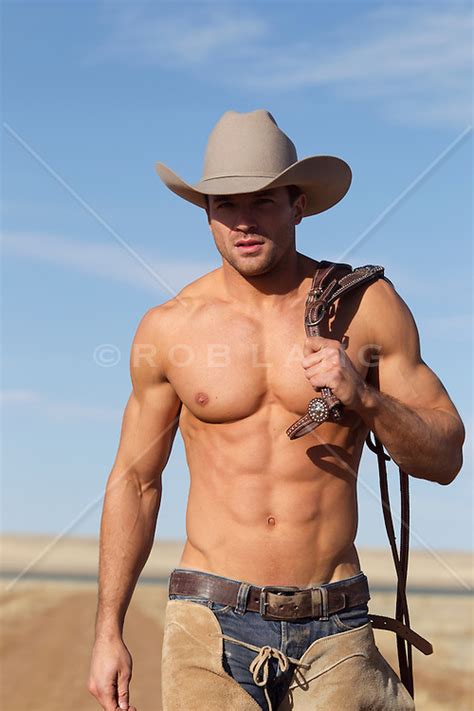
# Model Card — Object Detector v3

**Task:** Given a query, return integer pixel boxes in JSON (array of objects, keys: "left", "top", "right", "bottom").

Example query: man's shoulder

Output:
[
  {"left": 137, "top": 268, "right": 223, "bottom": 332},
  {"left": 357, "top": 273, "right": 404, "bottom": 317},
  {"left": 174, "top": 267, "right": 222, "bottom": 303},
  {"left": 355, "top": 272, "right": 420, "bottom": 353}
]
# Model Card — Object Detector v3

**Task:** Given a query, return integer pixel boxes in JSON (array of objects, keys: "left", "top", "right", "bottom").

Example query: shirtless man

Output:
[{"left": 88, "top": 110, "right": 465, "bottom": 711}]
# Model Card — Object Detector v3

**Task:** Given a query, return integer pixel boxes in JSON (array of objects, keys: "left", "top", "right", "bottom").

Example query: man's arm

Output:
[
  {"left": 302, "top": 278, "right": 465, "bottom": 486},
  {"left": 354, "top": 277, "right": 465, "bottom": 484},
  {"left": 88, "top": 304, "right": 181, "bottom": 711}
]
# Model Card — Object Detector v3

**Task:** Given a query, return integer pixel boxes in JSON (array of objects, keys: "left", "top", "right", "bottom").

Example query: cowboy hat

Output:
[{"left": 155, "top": 109, "right": 352, "bottom": 217}]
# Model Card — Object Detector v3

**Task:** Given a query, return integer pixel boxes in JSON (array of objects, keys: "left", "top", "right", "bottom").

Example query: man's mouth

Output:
[
  {"left": 235, "top": 239, "right": 264, "bottom": 253},
  {"left": 235, "top": 238, "right": 264, "bottom": 246}
]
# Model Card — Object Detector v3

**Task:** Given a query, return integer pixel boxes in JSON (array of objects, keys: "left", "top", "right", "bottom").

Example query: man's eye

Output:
[
  {"left": 216, "top": 202, "right": 232, "bottom": 209},
  {"left": 256, "top": 198, "right": 273, "bottom": 205}
]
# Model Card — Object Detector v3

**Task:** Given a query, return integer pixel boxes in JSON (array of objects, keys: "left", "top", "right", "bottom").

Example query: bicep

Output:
[
  {"left": 111, "top": 307, "right": 182, "bottom": 489},
  {"left": 375, "top": 353, "right": 457, "bottom": 415},
  {"left": 366, "top": 278, "right": 461, "bottom": 417}
]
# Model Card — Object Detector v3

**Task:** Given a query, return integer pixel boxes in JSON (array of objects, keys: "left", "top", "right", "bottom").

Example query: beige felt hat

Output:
[{"left": 155, "top": 109, "right": 352, "bottom": 217}]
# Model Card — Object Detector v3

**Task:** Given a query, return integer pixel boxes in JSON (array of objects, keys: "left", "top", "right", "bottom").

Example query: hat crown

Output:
[{"left": 202, "top": 109, "right": 298, "bottom": 182}]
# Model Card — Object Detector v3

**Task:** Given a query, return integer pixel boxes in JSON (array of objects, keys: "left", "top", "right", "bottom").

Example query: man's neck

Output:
[{"left": 219, "top": 251, "right": 318, "bottom": 310}]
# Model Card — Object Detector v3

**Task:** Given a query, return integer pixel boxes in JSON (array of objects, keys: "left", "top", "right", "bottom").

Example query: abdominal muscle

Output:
[{"left": 177, "top": 412, "right": 366, "bottom": 587}]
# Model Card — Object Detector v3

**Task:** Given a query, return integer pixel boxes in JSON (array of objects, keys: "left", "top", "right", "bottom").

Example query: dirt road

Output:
[
  {"left": 1, "top": 579, "right": 472, "bottom": 710},
  {"left": 0, "top": 582, "right": 166, "bottom": 711}
]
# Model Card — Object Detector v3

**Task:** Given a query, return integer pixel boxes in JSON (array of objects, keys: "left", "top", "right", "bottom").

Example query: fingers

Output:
[
  {"left": 88, "top": 677, "right": 130, "bottom": 711},
  {"left": 103, "top": 686, "right": 122, "bottom": 711},
  {"left": 116, "top": 658, "right": 132, "bottom": 709},
  {"left": 303, "top": 335, "right": 333, "bottom": 357},
  {"left": 87, "top": 637, "right": 133, "bottom": 711},
  {"left": 302, "top": 346, "right": 340, "bottom": 372},
  {"left": 87, "top": 679, "right": 116, "bottom": 711},
  {"left": 303, "top": 352, "right": 342, "bottom": 390},
  {"left": 302, "top": 351, "right": 325, "bottom": 368},
  {"left": 117, "top": 681, "right": 130, "bottom": 710},
  {"left": 303, "top": 338, "right": 344, "bottom": 363}
]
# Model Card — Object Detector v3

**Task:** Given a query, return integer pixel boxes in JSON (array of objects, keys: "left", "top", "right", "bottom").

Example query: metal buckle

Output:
[
  {"left": 305, "top": 288, "right": 323, "bottom": 306},
  {"left": 259, "top": 586, "right": 299, "bottom": 620},
  {"left": 305, "top": 300, "right": 327, "bottom": 327},
  {"left": 310, "top": 587, "right": 322, "bottom": 617}
]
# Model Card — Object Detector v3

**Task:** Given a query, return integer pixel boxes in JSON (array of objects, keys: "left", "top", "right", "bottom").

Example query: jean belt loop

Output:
[
  {"left": 235, "top": 582, "right": 252, "bottom": 615},
  {"left": 320, "top": 586, "right": 329, "bottom": 620}
]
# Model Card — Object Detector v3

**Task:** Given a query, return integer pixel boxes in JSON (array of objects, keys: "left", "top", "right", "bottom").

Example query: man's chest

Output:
[{"left": 164, "top": 299, "right": 371, "bottom": 424}]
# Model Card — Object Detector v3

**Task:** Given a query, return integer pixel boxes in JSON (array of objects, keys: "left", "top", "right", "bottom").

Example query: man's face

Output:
[{"left": 207, "top": 187, "right": 306, "bottom": 277}]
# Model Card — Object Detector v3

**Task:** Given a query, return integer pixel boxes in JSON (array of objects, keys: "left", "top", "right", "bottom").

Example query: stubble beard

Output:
[
  {"left": 218, "top": 223, "right": 296, "bottom": 277},
  {"left": 222, "top": 241, "right": 279, "bottom": 278}
]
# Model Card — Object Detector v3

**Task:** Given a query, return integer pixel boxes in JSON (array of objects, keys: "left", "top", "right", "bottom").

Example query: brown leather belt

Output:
[{"left": 169, "top": 569, "right": 370, "bottom": 621}]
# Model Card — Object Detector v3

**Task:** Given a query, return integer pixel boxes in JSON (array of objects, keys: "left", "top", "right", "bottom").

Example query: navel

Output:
[
  {"left": 195, "top": 391, "right": 209, "bottom": 406},
  {"left": 267, "top": 516, "right": 276, "bottom": 526}
]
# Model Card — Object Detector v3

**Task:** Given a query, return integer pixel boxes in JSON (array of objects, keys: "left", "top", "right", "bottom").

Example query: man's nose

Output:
[{"left": 233, "top": 208, "right": 258, "bottom": 233}]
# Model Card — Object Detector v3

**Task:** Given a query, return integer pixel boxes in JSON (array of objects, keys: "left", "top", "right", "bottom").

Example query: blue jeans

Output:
[{"left": 168, "top": 569, "right": 370, "bottom": 711}]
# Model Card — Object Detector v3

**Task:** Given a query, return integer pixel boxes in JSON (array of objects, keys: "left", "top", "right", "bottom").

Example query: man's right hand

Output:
[
  {"left": 87, "top": 637, "right": 137, "bottom": 711},
  {"left": 89, "top": 305, "right": 181, "bottom": 710}
]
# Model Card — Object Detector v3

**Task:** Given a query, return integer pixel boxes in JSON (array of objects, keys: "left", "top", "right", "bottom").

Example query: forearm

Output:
[
  {"left": 354, "top": 383, "right": 464, "bottom": 484},
  {"left": 95, "top": 470, "right": 161, "bottom": 640}
]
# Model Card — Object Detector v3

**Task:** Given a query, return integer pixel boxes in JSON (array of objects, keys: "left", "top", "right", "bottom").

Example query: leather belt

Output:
[{"left": 169, "top": 570, "right": 370, "bottom": 621}]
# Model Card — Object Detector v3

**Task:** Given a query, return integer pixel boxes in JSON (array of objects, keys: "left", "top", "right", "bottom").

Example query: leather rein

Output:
[{"left": 286, "top": 260, "right": 433, "bottom": 699}]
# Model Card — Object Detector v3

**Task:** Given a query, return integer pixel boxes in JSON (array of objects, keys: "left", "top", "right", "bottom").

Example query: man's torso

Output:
[{"left": 159, "top": 256, "right": 377, "bottom": 587}]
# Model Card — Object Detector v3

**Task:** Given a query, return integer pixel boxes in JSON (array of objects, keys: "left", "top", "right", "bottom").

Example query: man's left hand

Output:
[{"left": 301, "top": 335, "right": 366, "bottom": 412}]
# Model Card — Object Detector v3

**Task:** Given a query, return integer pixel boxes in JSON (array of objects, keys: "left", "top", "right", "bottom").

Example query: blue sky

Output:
[{"left": 1, "top": 0, "right": 472, "bottom": 553}]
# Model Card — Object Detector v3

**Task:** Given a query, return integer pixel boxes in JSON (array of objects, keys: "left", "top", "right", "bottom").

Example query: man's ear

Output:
[
  {"left": 293, "top": 193, "right": 307, "bottom": 225},
  {"left": 204, "top": 196, "right": 211, "bottom": 224}
]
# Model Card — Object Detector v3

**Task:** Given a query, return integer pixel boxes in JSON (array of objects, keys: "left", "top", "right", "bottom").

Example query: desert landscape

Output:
[{"left": 1, "top": 535, "right": 472, "bottom": 710}]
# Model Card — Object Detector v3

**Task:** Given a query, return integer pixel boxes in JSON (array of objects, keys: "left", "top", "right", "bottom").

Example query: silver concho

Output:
[{"left": 307, "top": 397, "right": 330, "bottom": 423}]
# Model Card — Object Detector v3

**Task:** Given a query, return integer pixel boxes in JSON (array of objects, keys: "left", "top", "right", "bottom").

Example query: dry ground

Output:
[{"left": 1, "top": 537, "right": 472, "bottom": 710}]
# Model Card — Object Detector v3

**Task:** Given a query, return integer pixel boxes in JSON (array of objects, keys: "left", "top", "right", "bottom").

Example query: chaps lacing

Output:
[{"left": 210, "top": 632, "right": 311, "bottom": 711}]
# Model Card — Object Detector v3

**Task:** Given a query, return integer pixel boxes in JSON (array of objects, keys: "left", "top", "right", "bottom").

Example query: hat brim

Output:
[{"left": 155, "top": 156, "right": 352, "bottom": 217}]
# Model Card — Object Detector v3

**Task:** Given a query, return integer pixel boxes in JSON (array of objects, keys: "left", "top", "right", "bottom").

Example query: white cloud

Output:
[
  {"left": 265, "top": 6, "right": 471, "bottom": 87},
  {"left": 1, "top": 389, "right": 42, "bottom": 405},
  {"left": 91, "top": 2, "right": 473, "bottom": 128},
  {"left": 240, "top": 5, "right": 473, "bottom": 129},
  {"left": 91, "top": 3, "right": 266, "bottom": 67},
  {"left": 43, "top": 402, "right": 122, "bottom": 422},
  {"left": 2, "top": 231, "right": 217, "bottom": 295},
  {"left": 1, "top": 389, "right": 122, "bottom": 422}
]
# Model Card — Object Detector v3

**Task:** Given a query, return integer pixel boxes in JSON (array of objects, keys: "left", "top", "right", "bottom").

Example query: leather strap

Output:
[
  {"left": 169, "top": 570, "right": 370, "bottom": 621},
  {"left": 369, "top": 614, "right": 433, "bottom": 656},
  {"left": 286, "top": 262, "right": 385, "bottom": 440},
  {"left": 366, "top": 431, "right": 420, "bottom": 696},
  {"left": 285, "top": 261, "right": 433, "bottom": 700}
]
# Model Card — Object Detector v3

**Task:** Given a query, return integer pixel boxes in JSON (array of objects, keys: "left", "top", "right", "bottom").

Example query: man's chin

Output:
[{"left": 231, "top": 257, "right": 275, "bottom": 277}]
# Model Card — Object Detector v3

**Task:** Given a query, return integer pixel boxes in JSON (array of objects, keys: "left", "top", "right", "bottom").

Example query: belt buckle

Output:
[{"left": 259, "top": 586, "right": 299, "bottom": 620}]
